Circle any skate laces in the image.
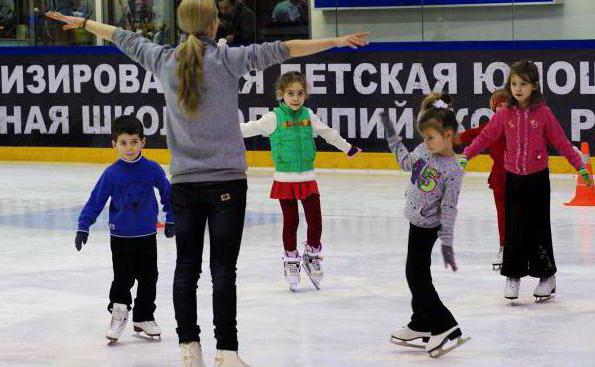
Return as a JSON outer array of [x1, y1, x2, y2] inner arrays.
[[305, 254, 321, 272], [284, 261, 300, 277]]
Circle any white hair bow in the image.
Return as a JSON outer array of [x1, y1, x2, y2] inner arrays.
[[433, 100, 449, 109]]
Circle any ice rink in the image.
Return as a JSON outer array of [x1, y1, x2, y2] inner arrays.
[[1, 162, 594, 367]]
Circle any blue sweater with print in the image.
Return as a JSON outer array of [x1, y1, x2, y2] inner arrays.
[[78, 156, 174, 237]]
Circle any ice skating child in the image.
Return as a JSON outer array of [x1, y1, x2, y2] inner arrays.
[[455, 89, 509, 270], [240, 71, 361, 291], [48, 1, 369, 364], [75, 115, 175, 342], [460, 60, 593, 301], [382, 93, 469, 358]]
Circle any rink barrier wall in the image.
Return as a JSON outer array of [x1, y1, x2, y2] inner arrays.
[[2, 40, 594, 163], [0, 147, 587, 174]]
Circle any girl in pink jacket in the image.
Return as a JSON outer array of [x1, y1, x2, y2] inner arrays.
[[460, 60, 592, 302]]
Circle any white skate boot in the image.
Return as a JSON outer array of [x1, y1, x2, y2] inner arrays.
[[133, 320, 162, 340], [504, 277, 520, 300], [426, 325, 470, 358], [389, 325, 430, 349], [106, 303, 129, 343], [534, 275, 556, 303], [180, 342, 206, 367], [302, 244, 323, 290], [492, 247, 503, 270], [283, 254, 301, 292], [214, 350, 251, 367]]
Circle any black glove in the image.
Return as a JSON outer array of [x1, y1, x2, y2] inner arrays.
[[441, 245, 458, 272], [380, 111, 398, 139], [164, 223, 175, 238], [75, 231, 88, 251]]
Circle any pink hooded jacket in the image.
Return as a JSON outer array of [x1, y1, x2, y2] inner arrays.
[[463, 103, 583, 176]]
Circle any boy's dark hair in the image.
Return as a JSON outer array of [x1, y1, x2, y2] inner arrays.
[[417, 93, 459, 135], [505, 60, 544, 108], [111, 115, 144, 141]]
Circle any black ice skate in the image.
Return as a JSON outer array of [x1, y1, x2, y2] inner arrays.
[[389, 326, 430, 349], [426, 326, 471, 358]]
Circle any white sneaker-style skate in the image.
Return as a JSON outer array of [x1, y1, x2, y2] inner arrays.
[[534, 275, 556, 303], [214, 350, 251, 367], [106, 303, 129, 343], [492, 247, 503, 270], [133, 320, 162, 340], [283, 255, 301, 292], [390, 325, 431, 349], [302, 244, 323, 290], [180, 342, 206, 367], [426, 325, 470, 358], [504, 277, 520, 300]]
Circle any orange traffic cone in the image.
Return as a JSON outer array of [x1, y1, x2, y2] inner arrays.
[[565, 142, 595, 206]]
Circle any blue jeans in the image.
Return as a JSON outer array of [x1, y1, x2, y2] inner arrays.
[[171, 179, 247, 350]]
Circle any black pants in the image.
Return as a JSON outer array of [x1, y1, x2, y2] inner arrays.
[[172, 179, 247, 351], [108, 234, 158, 322], [406, 224, 458, 334], [501, 169, 557, 279]]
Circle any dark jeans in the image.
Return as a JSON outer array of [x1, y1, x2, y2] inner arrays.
[[406, 224, 458, 334], [172, 179, 247, 351], [501, 169, 557, 279], [108, 234, 158, 322]]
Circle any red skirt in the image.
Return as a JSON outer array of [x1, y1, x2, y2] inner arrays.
[[270, 180, 319, 200]]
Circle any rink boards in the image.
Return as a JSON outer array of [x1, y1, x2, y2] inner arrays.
[[1, 39, 594, 172]]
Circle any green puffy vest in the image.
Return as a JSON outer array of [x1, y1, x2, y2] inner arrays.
[[269, 104, 316, 173]]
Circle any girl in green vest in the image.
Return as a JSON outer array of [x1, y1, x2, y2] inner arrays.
[[241, 71, 361, 291]]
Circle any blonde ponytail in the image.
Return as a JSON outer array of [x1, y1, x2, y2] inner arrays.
[[175, 0, 218, 117], [177, 34, 204, 117]]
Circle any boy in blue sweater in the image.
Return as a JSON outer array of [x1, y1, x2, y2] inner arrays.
[[75, 115, 175, 343]]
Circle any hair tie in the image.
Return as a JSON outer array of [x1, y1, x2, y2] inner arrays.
[[432, 100, 449, 109], [81, 9, 93, 30]]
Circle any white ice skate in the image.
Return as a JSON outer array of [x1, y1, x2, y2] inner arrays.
[[492, 247, 503, 270], [504, 277, 520, 300], [106, 303, 129, 344], [283, 255, 301, 292], [389, 325, 430, 349], [214, 350, 251, 367], [534, 275, 556, 303], [133, 320, 162, 341], [426, 325, 470, 358], [302, 244, 323, 290], [180, 342, 206, 367]]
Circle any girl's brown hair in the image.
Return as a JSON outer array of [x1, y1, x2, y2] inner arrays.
[[505, 60, 544, 108], [417, 93, 459, 135], [275, 71, 308, 101], [176, 0, 218, 117], [417, 92, 453, 123]]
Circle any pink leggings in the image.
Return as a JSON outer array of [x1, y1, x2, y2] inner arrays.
[[279, 194, 322, 252]]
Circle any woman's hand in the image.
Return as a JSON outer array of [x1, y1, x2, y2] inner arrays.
[[334, 32, 370, 49], [45, 11, 85, 30]]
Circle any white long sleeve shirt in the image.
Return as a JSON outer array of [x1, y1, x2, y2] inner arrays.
[[240, 109, 352, 182]]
